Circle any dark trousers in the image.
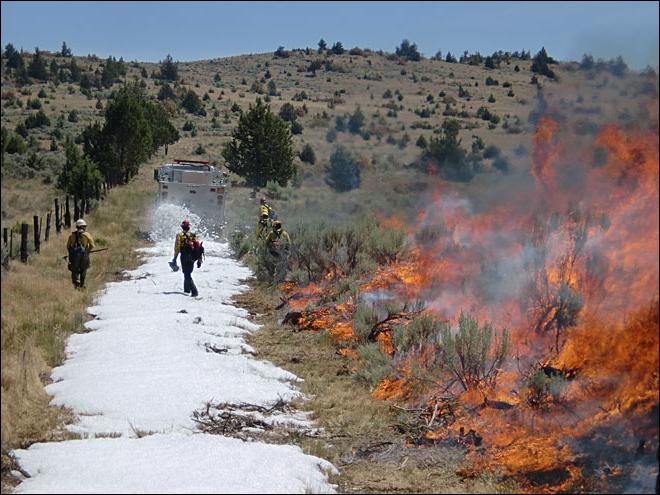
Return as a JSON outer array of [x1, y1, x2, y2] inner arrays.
[[181, 257, 198, 296], [71, 269, 87, 288]]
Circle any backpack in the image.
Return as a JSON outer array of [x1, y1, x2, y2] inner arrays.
[[181, 232, 204, 262], [68, 231, 88, 271]]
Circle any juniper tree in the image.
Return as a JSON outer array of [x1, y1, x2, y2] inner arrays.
[[325, 145, 360, 192], [222, 98, 295, 187]]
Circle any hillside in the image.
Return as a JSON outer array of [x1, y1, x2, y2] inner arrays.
[[2, 44, 658, 494]]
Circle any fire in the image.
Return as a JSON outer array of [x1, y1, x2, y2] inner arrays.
[[283, 98, 659, 491]]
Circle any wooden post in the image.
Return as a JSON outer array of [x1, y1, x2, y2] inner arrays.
[[55, 198, 61, 233], [9, 229, 13, 258], [65, 195, 71, 228], [3, 228, 7, 246], [33, 215, 40, 253], [20, 223, 29, 263], [45, 212, 51, 242]]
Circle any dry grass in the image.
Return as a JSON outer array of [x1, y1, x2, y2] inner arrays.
[[236, 282, 514, 493], [0, 147, 177, 456]]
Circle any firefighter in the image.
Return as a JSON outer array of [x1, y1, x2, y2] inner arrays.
[[255, 197, 276, 240], [264, 220, 291, 282], [66, 218, 95, 289], [171, 219, 203, 297]]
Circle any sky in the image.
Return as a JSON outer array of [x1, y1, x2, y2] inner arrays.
[[1, 1, 658, 70]]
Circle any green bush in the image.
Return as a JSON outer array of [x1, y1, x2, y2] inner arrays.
[[25, 110, 50, 129], [440, 312, 510, 391], [229, 230, 251, 259], [299, 144, 316, 164], [354, 343, 395, 387], [325, 145, 360, 192], [353, 304, 380, 343]]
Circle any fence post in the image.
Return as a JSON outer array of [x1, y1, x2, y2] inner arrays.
[[33, 216, 40, 253], [65, 195, 71, 228], [73, 196, 80, 222], [45, 212, 51, 242], [55, 198, 61, 233], [3, 228, 7, 246], [10, 229, 13, 258], [20, 223, 29, 263]]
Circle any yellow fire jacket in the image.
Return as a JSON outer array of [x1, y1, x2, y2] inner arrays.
[[66, 230, 95, 251]]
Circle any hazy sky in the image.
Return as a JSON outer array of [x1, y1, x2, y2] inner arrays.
[[2, 1, 658, 70]]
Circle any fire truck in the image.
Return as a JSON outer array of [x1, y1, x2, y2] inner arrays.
[[154, 159, 226, 227]]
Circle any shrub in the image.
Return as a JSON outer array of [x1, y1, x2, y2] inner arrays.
[[382, 89, 393, 99], [274, 46, 289, 58], [37, 88, 48, 98], [440, 312, 510, 391], [290, 120, 303, 135], [488, 94, 496, 103], [67, 109, 79, 122], [299, 144, 316, 164], [27, 98, 42, 109], [325, 128, 337, 143], [325, 145, 360, 192], [348, 107, 365, 134], [458, 85, 470, 98], [485, 76, 499, 86], [25, 110, 50, 129], [422, 119, 479, 182], [182, 120, 195, 132], [181, 89, 205, 115], [354, 343, 395, 387], [353, 304, 380, 343], [230, 230, 251, 259], [483, 144, 500, 159], [194, 143, 206, 155], [416, 135, 427, 148], [492, 156, 509, 173], [278, 103, 297, 122]]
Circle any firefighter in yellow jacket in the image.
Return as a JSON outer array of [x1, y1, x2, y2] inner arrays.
[[171, 219, 203, 297], [265, 220, 291, 282], [255, 197, 276, 240], [66, 218, 95, 289]]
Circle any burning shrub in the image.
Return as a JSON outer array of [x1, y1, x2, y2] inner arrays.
[[440, 312, 510, 391]]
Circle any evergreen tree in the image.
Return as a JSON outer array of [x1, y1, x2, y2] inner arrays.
[[331, 41, 345, 55], [531, 47, 556, 79], [82, 82, 179, 185], [325, 145, 360, 192], [58, 139, 103, 209], [159, 54, 178, 81], [181, 89, 205, 115], [318, 38, 327, 53], [396, 39, 422, 61], [222, 98, 294, 187], [348, 107, 365, 134], [4, 43, 23, 69], [299, 143, 316, 164], [69, 59, 81, 82], [445, 52, 457, 63], [278, 102, 297, 122], [60, 41, 73, 57], [27, 47, 48, 81]]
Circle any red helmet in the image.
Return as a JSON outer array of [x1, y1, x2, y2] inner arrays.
[[260, 197, 267, 205], [181, 220, 190, 230]]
